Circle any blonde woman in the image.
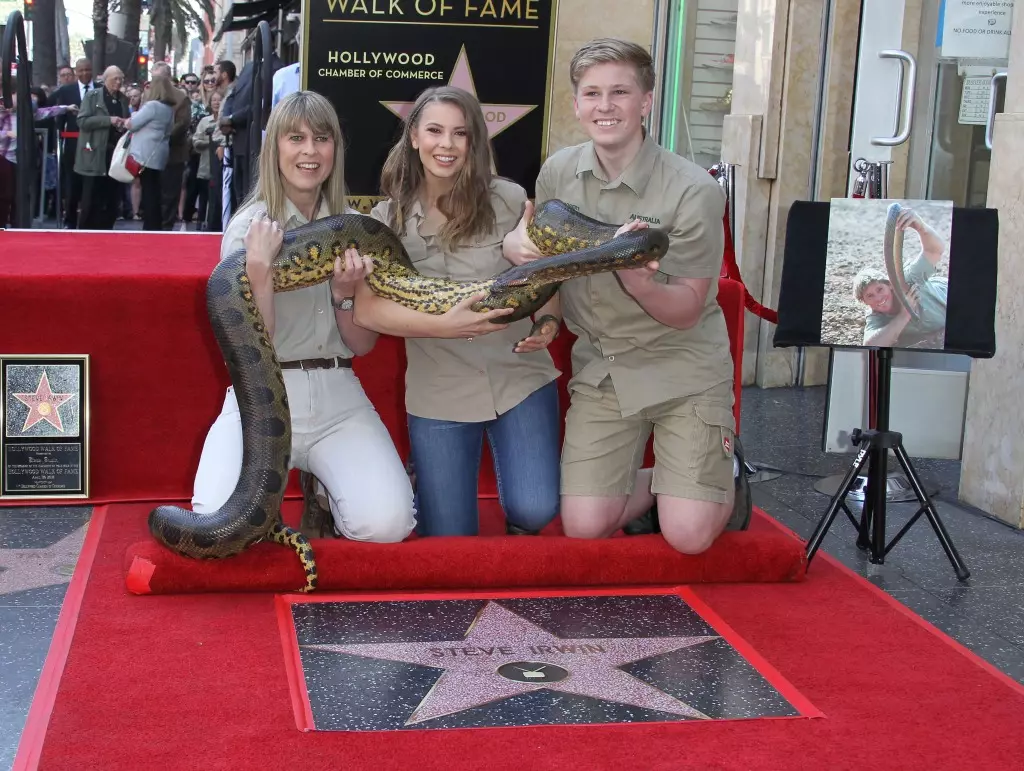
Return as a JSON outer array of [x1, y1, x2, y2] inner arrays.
[[351, 86, 562, 538], [190, 91, 416, 543], [124, 75, 175, 230]]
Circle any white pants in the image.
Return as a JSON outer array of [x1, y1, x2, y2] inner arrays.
[[191, 366, 417, 543]]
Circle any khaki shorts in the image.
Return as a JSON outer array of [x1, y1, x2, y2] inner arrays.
[[560, 379, 736, 503]]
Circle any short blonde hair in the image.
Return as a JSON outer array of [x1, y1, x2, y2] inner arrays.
[[569, 38, 656, 94], [853, 268, 888, 302], [237, 91, 347, 226]]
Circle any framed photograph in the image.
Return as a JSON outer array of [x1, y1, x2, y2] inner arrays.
[[822, 198, 954, 351], [0, 354, 90, 499]]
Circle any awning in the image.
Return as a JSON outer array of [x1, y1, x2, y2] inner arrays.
[[213, 0, 295, 42]]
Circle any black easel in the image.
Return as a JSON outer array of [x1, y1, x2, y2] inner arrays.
[[805, 347, 970, 581]]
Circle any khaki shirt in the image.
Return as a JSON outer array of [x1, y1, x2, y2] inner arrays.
[[535, 133, 733, 416], [371, 178, 560, 422], [221, 198, 354, 362]]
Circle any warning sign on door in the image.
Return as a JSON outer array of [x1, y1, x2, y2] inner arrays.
[[941, 0, 1016, 60]]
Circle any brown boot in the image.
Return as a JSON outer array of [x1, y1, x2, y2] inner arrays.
[[299, 471, 335, 539]]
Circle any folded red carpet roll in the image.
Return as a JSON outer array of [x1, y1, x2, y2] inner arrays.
[[124, 526, 807, 595]]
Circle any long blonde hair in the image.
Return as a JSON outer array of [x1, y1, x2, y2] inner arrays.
[[236, 91, 347, 225], [379, 86, 495, 248]]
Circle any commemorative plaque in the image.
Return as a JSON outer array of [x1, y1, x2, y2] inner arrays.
[[0, 355, 90, 499], [301, 0, 558, 212]]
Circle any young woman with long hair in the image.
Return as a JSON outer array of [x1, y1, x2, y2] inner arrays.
[[191, 90, 416, 543], [351, 86, 562, 537]]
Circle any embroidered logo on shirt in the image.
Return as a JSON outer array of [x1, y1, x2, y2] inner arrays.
[[629, 213, 662, 225]]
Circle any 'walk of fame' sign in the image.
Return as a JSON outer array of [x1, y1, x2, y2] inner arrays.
[[279, 592, 821, 731], [1, 355, 90, 498], [301, 0, 558, 212]]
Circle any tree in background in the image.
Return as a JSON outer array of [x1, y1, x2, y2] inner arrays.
[[149, 0, 213, 66]]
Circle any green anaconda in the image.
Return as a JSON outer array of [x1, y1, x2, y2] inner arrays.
[[883, 202, 919, 322], [148, 200, 669, 592]]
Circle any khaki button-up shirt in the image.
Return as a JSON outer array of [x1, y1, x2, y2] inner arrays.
[[221, 198, 354, 362], [535, 133, 733, 417], [371, 178, 560, 422]]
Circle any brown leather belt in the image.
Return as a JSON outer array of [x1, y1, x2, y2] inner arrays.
[[280, 356, 353, 371]]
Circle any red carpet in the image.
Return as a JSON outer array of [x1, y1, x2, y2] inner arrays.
[[123, 501, 806, 594], [0, 230, 746, 505], [21, 505, 1024, 770]]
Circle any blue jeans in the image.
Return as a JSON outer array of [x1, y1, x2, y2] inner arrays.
[[407, 381, 561, 536]]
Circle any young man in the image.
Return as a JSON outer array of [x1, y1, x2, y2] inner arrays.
[[504, 38, 741, 554]]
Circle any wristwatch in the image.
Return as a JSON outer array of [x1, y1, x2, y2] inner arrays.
[[332, 296, 354, 311]]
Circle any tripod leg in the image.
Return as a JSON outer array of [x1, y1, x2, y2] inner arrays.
[[892, 445, 971, 581], [806, 448, 871, 565], [868, 444, 889, 564]]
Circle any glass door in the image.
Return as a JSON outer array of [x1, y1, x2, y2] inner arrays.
[[822, 0, 1009, 464]]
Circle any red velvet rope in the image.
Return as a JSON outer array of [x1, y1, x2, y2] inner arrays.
[[715, 174, 778, 324]]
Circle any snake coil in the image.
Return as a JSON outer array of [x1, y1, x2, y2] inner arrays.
[[148, 200, 669, 591]]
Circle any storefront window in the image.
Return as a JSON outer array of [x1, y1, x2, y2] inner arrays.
[[656, 0, 738, 168]]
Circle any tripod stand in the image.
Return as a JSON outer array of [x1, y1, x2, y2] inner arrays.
[[805, 348, 970, 581]]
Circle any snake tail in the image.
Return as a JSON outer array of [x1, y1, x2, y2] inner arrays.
[[883, 202, 920, 322]]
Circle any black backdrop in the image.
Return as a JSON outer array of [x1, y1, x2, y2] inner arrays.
[[302, 0, 557, 211]]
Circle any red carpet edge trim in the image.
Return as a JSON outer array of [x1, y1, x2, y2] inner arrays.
[[11, 505, 109, 771], [678, 586, 824, 719], [275, 595, 317, 732], [276, 586, 823, 731], [758, 512, 1024, 698]]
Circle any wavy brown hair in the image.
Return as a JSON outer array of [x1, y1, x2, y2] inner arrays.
[[379, 86, 495, 248]]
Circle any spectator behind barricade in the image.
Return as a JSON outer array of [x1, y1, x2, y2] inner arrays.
[[0, 92, 75, 227], [214, 60, 237, 223], [146, 62, 190, 230], [121, 86, 144, 220], [182, 74, 212, 228], [192, 90, 225, 231], [124, 76, 175, 231], [57, 66, 75, 88], [219, 53, 285, 212], [51, 57, 94, 228], [272, 14, 303, 109], [74, 66, 129, 230], [350, 86, 562, 538]]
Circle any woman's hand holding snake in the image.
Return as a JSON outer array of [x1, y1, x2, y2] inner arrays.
[[243, 213, 283, 283], [440, 292, 514, 340], [333, 247, 375, 301]]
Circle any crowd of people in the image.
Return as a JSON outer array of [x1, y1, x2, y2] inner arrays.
[[0, 56, 248, 231]]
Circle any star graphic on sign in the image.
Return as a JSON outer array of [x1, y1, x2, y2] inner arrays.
[[0, 523, 87, 596], [380, 46, 537, 141], [12, 371, 75, 432], [304, 601, 719, 725]]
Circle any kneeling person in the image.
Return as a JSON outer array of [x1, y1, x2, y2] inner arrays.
[[504, 38, 738, 554], [191, 91, 417, 543]]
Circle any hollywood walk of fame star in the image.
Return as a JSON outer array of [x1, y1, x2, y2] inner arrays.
[[0, 523, 87, 596], [380, 46, 537, 141], [11, 371, 76, 433], [304, 600, 720, 725]]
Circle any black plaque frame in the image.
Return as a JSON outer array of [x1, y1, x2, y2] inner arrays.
[[301, 0, 559, 212], [0, 354, 90, 499]]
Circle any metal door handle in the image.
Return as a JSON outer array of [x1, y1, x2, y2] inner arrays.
[[871, 50, 917, 147], [985, 72, 1007, 150]]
